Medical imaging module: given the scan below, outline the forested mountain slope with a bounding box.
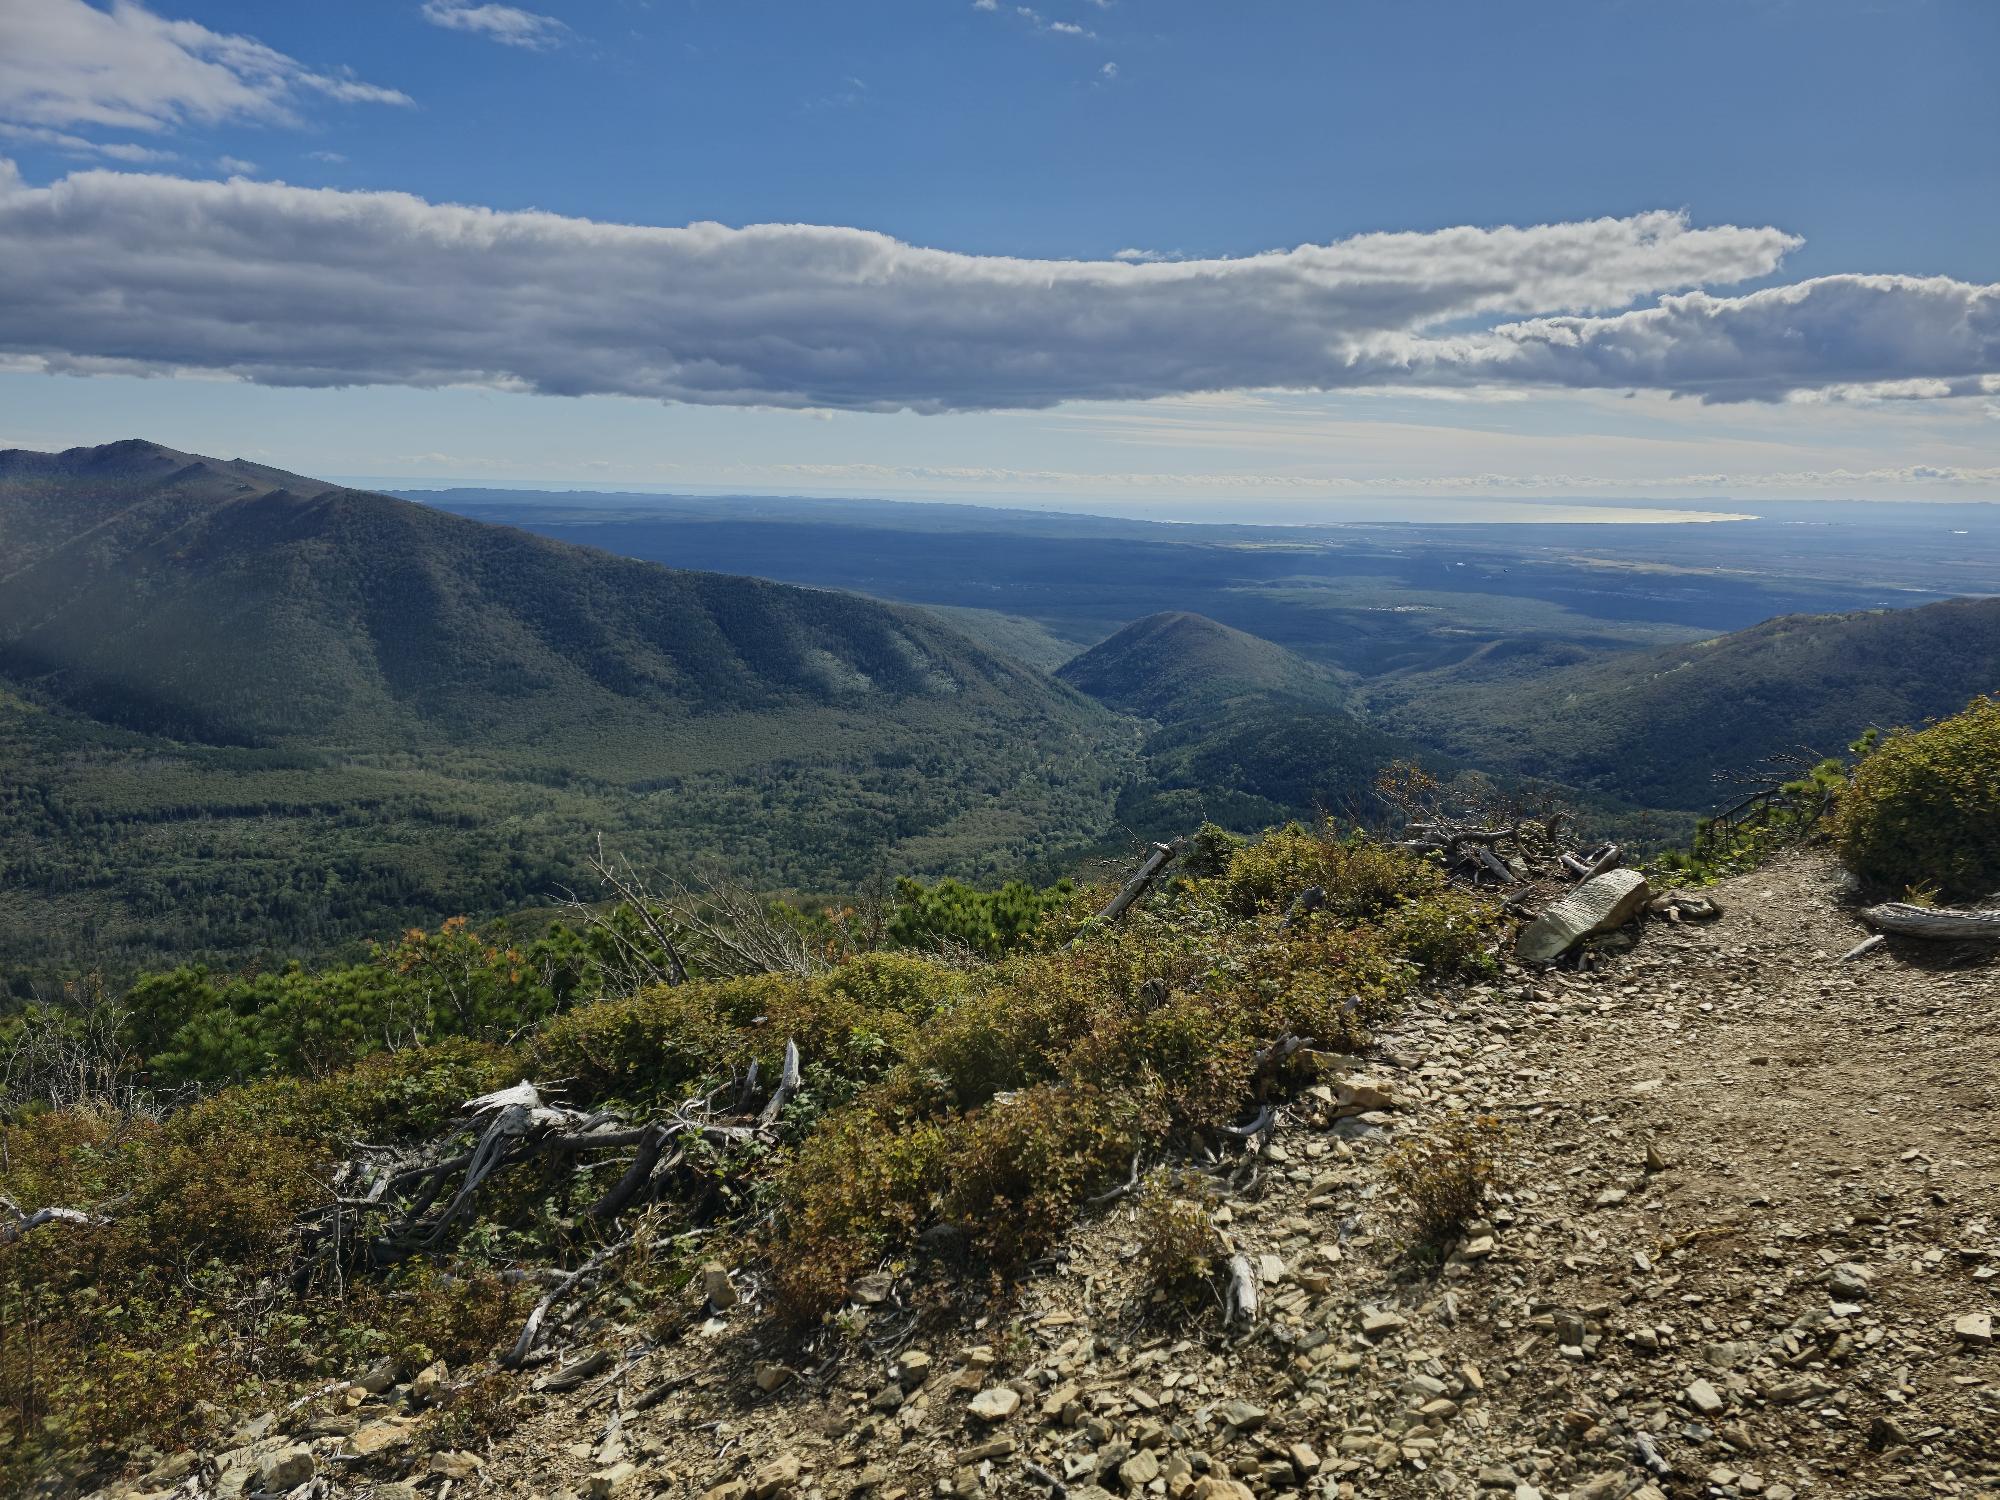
[1057,611,1352,718]
[0,443,1134,977]
[1059,612,1446,833]
[1365,595,2000,807]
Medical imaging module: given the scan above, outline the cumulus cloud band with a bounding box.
[0,160,1992,413]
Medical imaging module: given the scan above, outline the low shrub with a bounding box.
[768,1110,953,1323]
[532,981,743,1104]
[1837,696,2000,900]
[1131,1171,1218,1306]
[1381,1113,1507,1255]
[944,1083,1148,1266]
[1210,822,1445,921]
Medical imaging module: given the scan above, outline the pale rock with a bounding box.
[1334,1076,1396,1114]
[1218,1399,1266,1431]
[755,1361,797,1393]
[1119,1450,1162,1489]
[1685,1378,1725,1416]
[703,1261,740,1308]
[354,1357,400,1394]
[1517,870,1651,963]
[968,1386,1021,1421]
[750,1454,803,1499]
[256,1446,315,1491]
[589,1461,642,1499]
[408,1360,448,1407]
[430,1451,484,1479]
[1952,1310,1992,1345]
[342,1418,417,1457]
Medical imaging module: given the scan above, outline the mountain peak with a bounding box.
[1059,610,1345,721]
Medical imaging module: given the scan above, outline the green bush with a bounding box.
[887,876,1076,958]
[131,918,602,1086]
[943,1083,1146,1265]
[532,981,747,1104]
[769,1110,953,1322]
[1837,697,2000,900]
[1382,1112,1507,1255]
[1131,1171,1218,1306]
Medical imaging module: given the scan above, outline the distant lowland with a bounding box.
[2,440,1994,985]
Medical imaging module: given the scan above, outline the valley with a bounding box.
[2,441,1996,987]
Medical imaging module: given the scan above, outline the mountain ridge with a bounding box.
[0,441,1135,972]
[1366,593,2000,807]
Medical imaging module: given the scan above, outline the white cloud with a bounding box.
[0,0,410,135]
[0,164,1991,415]
[762,460,2000,495]
[1474,275,2000,404]
[0,121,174,162]
[1100,61,1118,79]
[421,1,568,50]
[215,155,257,175]
[983,5,1096,38]
[307,150,347,164]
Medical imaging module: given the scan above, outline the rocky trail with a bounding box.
[107,852,1998,1500]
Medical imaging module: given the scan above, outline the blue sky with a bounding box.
[0,0,1995,513]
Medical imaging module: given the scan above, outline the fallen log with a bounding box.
[1223,1253,1259,1327]
[1862,902,2000,942]
[1582,843,1623,879]
[1084,1149,1144,1208]
[0,1196,108,1244]
[1097,841,1181,923]
[504,1237,628,1368]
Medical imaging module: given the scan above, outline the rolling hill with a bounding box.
[1058,612,1447,833]
[1364,595,2000,808]
[0,442,1135,977]
[1057,611,1352,719]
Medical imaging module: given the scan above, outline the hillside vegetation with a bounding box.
[1059,613,1467,834]
[0,821,1499,1490]
[1365,595,2000,807]
[1836,694,2000,900]
[0,443,1134,978]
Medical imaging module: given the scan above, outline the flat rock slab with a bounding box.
[1518,869,1651,962]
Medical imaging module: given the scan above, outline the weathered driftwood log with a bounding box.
[1862,902,2000,941]
[757,1038,803,1128]
[1098,841,1182,922]
[1223,1253,1259,1327]
[0,1196,108,1243]
[505,1238,627,1367]
[1217,1104,1277,1141]
[1085,1149,1144,1208]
